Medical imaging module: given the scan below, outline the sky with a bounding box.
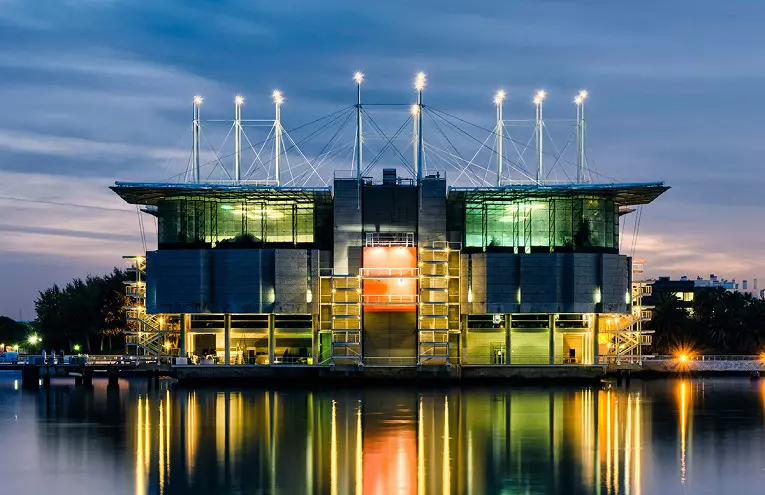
[0,0,763,318]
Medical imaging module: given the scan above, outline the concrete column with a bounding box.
[592,314,600,365]
[224,314,231,365]
[549,314,555,365]
[312,314,319,365]
[268,314,275,365]
[505,314,512,365]
[180,313,189,358]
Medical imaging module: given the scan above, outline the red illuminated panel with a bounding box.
[362,247,417,312]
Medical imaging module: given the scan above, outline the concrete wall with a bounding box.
[333,178,362,275]
[461,252,631,315]
[418,177,447,247]
[147,248,321,314]
[362,311,417,358]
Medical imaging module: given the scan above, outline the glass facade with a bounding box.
[157,198,315,248]
[464,196,618,252]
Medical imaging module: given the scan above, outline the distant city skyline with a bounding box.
[0,0,763,318]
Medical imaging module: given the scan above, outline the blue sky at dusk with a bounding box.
[0,0,763,318]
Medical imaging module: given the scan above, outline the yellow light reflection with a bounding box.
[356,402,363,495]
[635,394,641,495]
[331,399,337,495]
[159,401,165,495]
[679,381,689,485]
[443,396,450,495]
[418,396,424,495]
[186,391,197,479]
[135,396,145,495]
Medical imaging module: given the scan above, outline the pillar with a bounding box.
[549,314,555,365]
[224,314,231,365]
[268,314,275,365]
[505,314,512,365]
[312,314,319,365]
[180,313,189,358]
[592,314,600,365]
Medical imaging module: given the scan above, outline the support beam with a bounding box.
[505,314,512,365]
[592,314,600,365]
[575,90,588,183]
[268,314,275,365]
[533,90,546,184]
[549,314,555,365]
[234,95,244,182]
[180,313,189,358]
[192,95,203,183]
[224,314,231,365]
[354,72,364,184]
[272,90,284,186]
[494,90,506,186]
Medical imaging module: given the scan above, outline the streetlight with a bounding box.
[73,344,81,353]
[27,333,39,345]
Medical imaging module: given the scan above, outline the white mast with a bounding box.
[234,95,244,182]
[414,71,426,183]
[533,90,546,184]
[192,95,203,182]
[494,90,506,186]
[354,72,364,184]
[411,104,419,177]
[272,90,284,186]
[575,90,588,183]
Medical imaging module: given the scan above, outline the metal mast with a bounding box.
[575,90,588,183]
[234,95,244,182]
[272,90,284,186]
[414,72,426,183]
[533,90,546,184]
[494,90,506,186]
[411,104,419,176]
[354,72,364,184]
[192,95,203,182]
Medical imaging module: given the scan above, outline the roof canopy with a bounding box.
[111,182,333,205]
[447,182,669,206]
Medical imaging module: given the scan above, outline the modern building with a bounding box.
[111,82,669,368]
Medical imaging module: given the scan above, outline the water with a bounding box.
[1,375,764,494]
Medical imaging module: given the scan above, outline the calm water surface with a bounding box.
[1,375,764,494]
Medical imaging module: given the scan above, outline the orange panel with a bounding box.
[362,247,417,312]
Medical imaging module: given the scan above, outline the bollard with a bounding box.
[83,370,93,387]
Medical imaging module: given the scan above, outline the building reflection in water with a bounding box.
[127,386,662,494]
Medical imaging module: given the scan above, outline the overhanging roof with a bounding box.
[111,182,333,205]
[447,182,669,206]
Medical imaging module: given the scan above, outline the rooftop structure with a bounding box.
[111,73,668,368]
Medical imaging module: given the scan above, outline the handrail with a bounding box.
[360,267,419,278]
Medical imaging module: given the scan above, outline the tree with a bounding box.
[34,268,131,352]
[0,316,30,345]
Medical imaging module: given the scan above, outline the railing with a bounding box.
[362,294,418,304]
[360,267,419,278]
[643,354,764,362]
[365,232,415,247]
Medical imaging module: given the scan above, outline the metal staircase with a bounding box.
[329,274,362,364]
[123,255,175,358]
[418,242,461,364]
[601,260,653,362]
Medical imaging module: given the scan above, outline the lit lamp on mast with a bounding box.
[414,71,426,182]
[533,90,546,184]
[494,90,506,186]
[354,71,364,184]
[272,90,284,187]
[574,90,588,183]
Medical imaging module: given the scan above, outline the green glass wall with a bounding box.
[464,196,618,252]
[157,198,315,248]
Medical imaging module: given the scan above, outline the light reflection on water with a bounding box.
[1,378,765,494]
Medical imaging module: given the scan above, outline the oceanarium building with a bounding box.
[112,82,668,367]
